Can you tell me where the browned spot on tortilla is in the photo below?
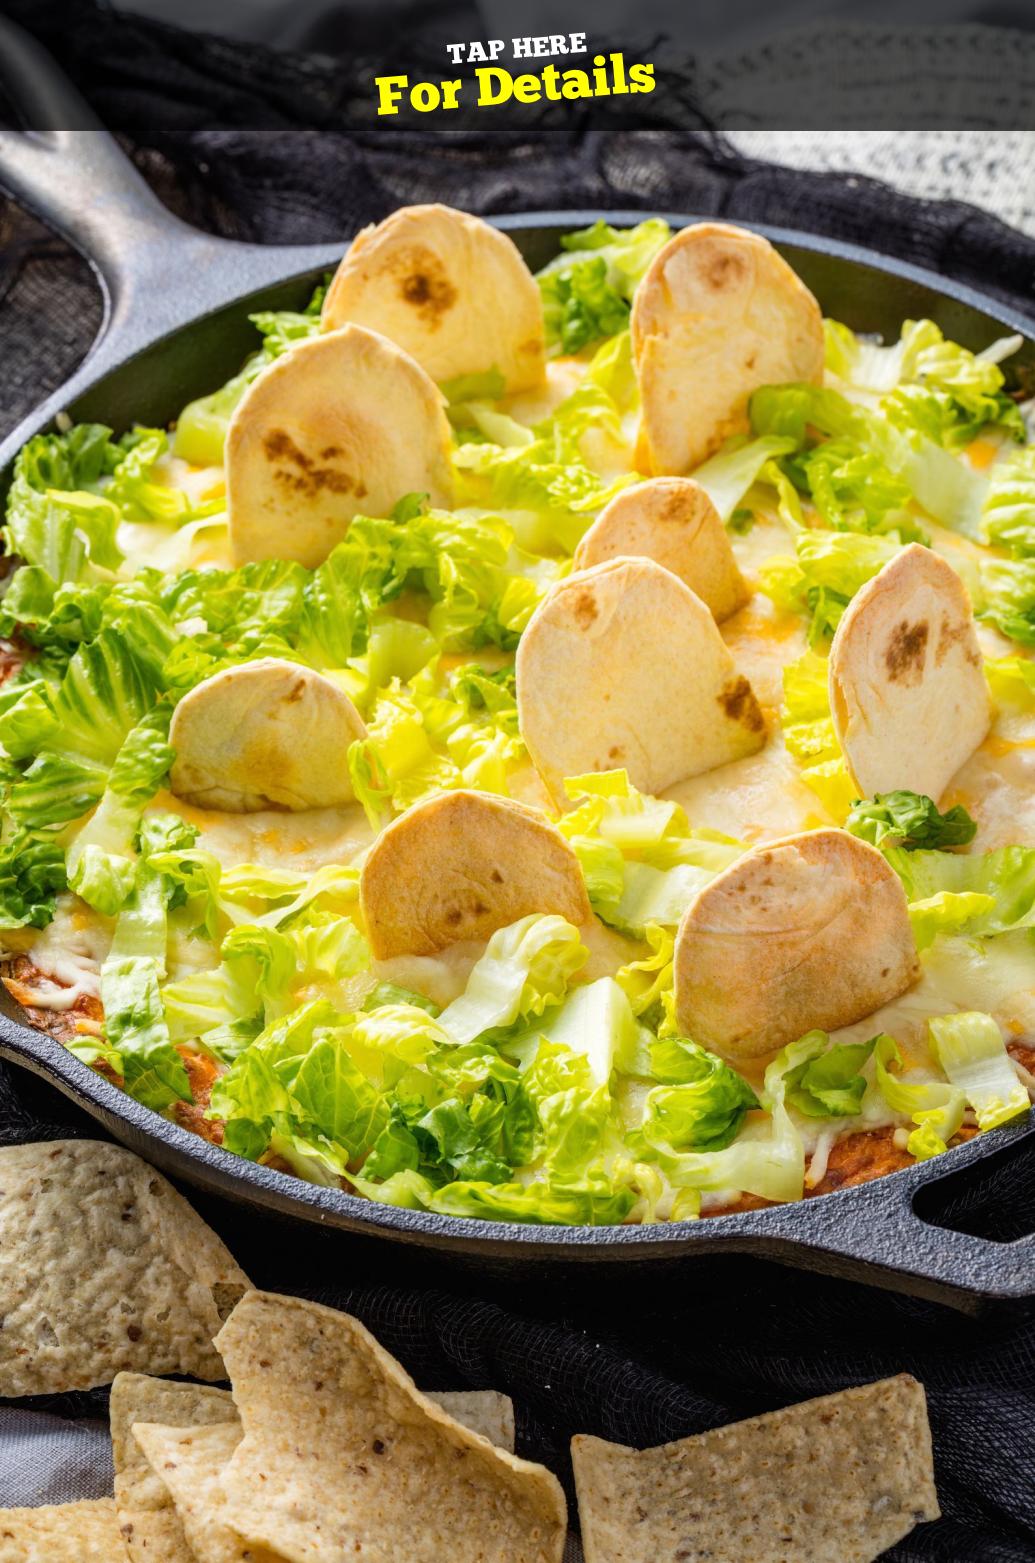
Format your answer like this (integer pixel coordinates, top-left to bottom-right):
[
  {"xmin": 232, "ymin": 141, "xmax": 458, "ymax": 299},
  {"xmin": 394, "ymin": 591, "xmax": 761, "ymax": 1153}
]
[
  {"xmin": 608, "ymin": 745, "xmax": 624, "ymax": 759},
  {"xmin": 490, "ymin": 869, "xmax": 504, "ymax": 884},
  {"xmin": 704, "ymin": 250, "xmax": 746, "ymax": 290},
  {"xmin": 935, "ymin": 614, "xmax": 971, "ymax": 666},
  {"xmin": 885, "ymin": 619, "xmax": 929, "ymax": 684},
  {"xmin": 284, "ymin": 679, "xmax": 306, "ymax": 704},
  {"xmin": 573, "ymin": 589, "xmax": 599, "ymax": 627},
  {"xmin": 397, "ymin": 248, "xmax": 456, "ymax": 327},
  {"xmin": 263, "ymin": 428, "xmax": 356, "ymax": 498},
  {"xmin": 320, "ymin": 445, "xmax": 342, "ymax": 460},
  {"xmin": 718, "ymin": 676, "xmax": 764, "ymax": 732}
]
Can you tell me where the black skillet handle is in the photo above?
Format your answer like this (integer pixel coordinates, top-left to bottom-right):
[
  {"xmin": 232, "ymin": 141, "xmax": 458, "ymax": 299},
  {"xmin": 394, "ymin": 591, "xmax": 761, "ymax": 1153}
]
[
  {"xmin": 751, "ymin": 1117, "xmax": 1035, "ymax": 1312},
  {"xmin": 0, "ymin": 17, "xmax": 340, "ymax": 451}
]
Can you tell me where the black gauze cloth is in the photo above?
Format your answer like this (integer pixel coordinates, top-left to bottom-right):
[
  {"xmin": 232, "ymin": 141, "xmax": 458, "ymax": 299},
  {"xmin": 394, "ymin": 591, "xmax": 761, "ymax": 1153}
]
[{"xmin": 1, "ymin": 112, "xmax": 1034, "ymax": 1560}]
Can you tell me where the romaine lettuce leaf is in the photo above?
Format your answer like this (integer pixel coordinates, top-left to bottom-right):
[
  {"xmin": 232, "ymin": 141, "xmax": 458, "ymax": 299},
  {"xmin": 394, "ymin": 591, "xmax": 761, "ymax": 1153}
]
[
  {"xmin": 846, "ymin": 791, "xmax": 977, "ymax": 851},
  {"xmin": 928, "ymin": 1011, "xmax": 1030, "ymax": 1131},
  {"xmin": 536, "ymin": 218, "xmax": 669, "ymax": 354},
  {"xmin": 437, "ymin": 914, "xmax": 588, "ymax": 1044}
]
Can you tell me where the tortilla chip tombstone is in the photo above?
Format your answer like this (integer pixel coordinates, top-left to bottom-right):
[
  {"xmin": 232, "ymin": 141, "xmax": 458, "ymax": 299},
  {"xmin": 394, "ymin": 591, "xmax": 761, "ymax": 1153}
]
[
  {"xmin": 571, "ymin": 1374, "xmax": 939, "ymax": 1563},
  {"xmin": 829, "ymin": 544, "xmax": 991, "ymax": 803},
  {"xmin": 211, "ymin": 1291, "xmax": 567, "ymax": 1562},
  {"xmin": 169, "ymin": 658, "xmax": 365, "ymax": 811},
  {"xmin": 227, "ymin": 323, "xmax": 453, "ymax": 569},
  {"xmin": 573, "ymin": 478, "xmax": 749, "ymax": 622},
  {"xmin": 674, "ymin": 828, "xmax": 919, "ymax": 1060},
  {"xmin": 516, "ymin": 557, "xmax": 765, "ymax": 803},
  {"xmin": 0, "ymin": 1141, "xmax": 249, "ymax": 1396},
  {"xmin": 322, "ymin": 204, "xmax": 546, "ymax": 395},
  {"xmin": 360, "ymin": 789, "xmax": 590, "ymax": 958},
  {"xmin": 631, "ymin": 222, "xmax": 824, "ymax": 475},
  {"xmin": 0, "ymin": 1500, "xmax": 126, "ymax": 1563}
]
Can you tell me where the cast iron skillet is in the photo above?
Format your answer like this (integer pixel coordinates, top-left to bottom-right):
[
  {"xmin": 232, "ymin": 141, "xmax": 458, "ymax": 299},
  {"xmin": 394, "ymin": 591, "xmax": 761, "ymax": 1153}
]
[{"xmin": 0, "ymin": 21, "xmax": 1033, "ymax": 1310}]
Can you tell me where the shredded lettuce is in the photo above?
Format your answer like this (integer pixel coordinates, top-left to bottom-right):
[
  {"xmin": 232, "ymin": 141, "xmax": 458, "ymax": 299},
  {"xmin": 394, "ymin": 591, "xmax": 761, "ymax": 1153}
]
[
  {"xmin": 779, "ymin": 650, "xmax": 855, "ymax": 820},
  {"xmin": 536, "ymin": 219, "xmax": 669, "ymax": 354},
  {"xmin": 872, "ymin": 1033, "xmax": 965, "ymax": 1160},
  {"xmin": 928, "ymin": 1012, "xmax": 1029, "ymax": 1132},
  {"xmin": 846, "ymin": 791, "xmax": 977, "ymax": 852},
  {"xmin": 437, "ymin": 915, "xmax": 588, "ymax": 1045}
]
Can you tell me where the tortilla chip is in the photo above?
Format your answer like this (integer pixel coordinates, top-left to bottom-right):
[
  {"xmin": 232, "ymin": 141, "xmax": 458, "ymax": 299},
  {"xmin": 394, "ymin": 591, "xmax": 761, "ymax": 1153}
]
[
  {"xmin": 516, "ymin": 557, "xmax": 765, "ymax": 803},
  {"xmin": 111, "ymin": 1375, "xmax": 240, "ymax": 1563},
  {"xmin": 227, "ymin": 322, "xmax": 453, "ymax": 569},
  {"xmin": 322, "ymin": 204, "xmax": 545, "ymax": 395},
  {"xmin": 573, "ymin": 479, "xmax": 749, "ymax": 623},
  {"xmin": 631, "ymin": 222, "xmax": 824, "ymax": 475},
  {"xmin": 169, "ymin": 657, "xmax": 365, "ymax": 812},
  {"xmin": 0, "ymin": 1499, "xmax": 126, "ymax": 1562},
  {"xmin": 211, "ymin": 1290, "xmax": 567, "ymax": 1562},
  {"xmin": 131, "ymin": 1423, "xmax": 246, "ymax": 1563},
  {"xmin": 829, "ymin": 543, "xmax": 991, "ymax": 803},
  {"xmin": 430, "ymin": 1391, "xmax": 515, "ymax": 1453},
  {"xmin": 0, "ymin": 1141, "xmax": 250, "ymax": 1396},
  {"xmin": 360, "ymin": 789, "xmax": 590, "ymax": 958},
  {"xmin": 116, "ymin": 1379, "xmax": 514, "ymax": 1563},
  {"xmin": 674, "ymin": 828, "xmax": 919, "ymax": 1060},
  {"xmin": 572, "ymin": 1374, "xmax": 939, "ymax": 1563}
]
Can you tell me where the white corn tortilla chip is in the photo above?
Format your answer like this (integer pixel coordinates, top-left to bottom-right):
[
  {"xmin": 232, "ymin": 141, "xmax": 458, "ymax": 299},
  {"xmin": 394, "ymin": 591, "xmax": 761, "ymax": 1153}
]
[
  {"xmin": 431, "ymin": 1390, "xmax": 516, "ymax": 1453},
  {"xmin": 169, "ymin": 657, "xmax": 365, "ymax": 812},
  {"xmin": 118, "ymin": 1379, "xmax": 514, "ymax": 1563},
  {"xmin": 0, "ymin": 1140, "xmax": 249, "ymax": 1396},
  {"xmin": 111, "ymin": 1374, "xmax": 240, "ymax": 1563},
  {"xmin": 516, "ymin": 557, "xmax": 765, "ymax": 803},
  {"xmin": 0, "ymin": 1499, "xmax": 126, "ymax": 1562},
  {"xmin": 674, "ymin": 828, "xmax": 919, "ymax": 1060},
  {"xmin": 212, "ymin": 1290, "xmax": 567, "ymax": 1562},
  {"xmin": 829, "ymin": 543, "xmax": 991, "ymax": 803},
  {"xmin": 227, "ymin": 322, "xmax": 452, "ymax": 568},
  {"xmin": 572, "ymin": 1374, "xmax": 939, "ymax": 1563},
  {"xmin": 322, "ymin": 204, "xmax": 546, "ymax": 395},
  {"xmin": 631, "ymin": 222, "xmax": 824, "ymax": 475},
  {"xmin": 132, "ymin": 1423, "xmax": 246, "ymax": 1563},
  {"xmin": 573, "ymin": 478, "xmax": 749, "ymax": 623},
  {"xmin": 360, "ymin": 789, "xmax": 590, "ymax": 958}
]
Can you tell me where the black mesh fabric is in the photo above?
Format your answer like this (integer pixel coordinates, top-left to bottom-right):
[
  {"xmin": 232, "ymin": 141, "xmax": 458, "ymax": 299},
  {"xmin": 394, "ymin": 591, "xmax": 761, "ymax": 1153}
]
[{"xmin": 0, "ymin": 23, "xmax": 1034, "ymax": 1553}]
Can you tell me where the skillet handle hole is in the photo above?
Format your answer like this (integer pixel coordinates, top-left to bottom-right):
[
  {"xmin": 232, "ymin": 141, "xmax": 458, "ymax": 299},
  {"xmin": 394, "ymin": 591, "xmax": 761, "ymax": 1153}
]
[{"xmin": 911, "ymin": 1131, "xmax": 1035, "ymax": 1245}]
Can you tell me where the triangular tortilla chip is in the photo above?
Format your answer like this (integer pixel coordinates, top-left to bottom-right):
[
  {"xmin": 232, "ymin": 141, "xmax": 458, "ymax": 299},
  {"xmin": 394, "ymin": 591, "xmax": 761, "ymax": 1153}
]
[
  {"xmin": 516, "ymin": 557, "xmax": 765, "ymax": 803},
  {"xmin": 116, "ymin": 1378, "xmax": 515, "ymax": 1563},
  {"xmin": 829, "ymin": 543, "xmax": 991, "ymax": 803},
  {"xmin": 674, "ymin": 828, "xmax": 919, "ymax": 1060},
  {"xmin": 169, "ymin": 657, "xmax": 365, "ymax": 811},
  {"xmin": 111, "ymin": 1374, "xmax": 240, "ymax": 1563},
  {"xmin": 131, "ymin": 1423, "xmax": 248, "ymax": 1563},
  {"xmin": 322, "ymin": 204, "xmax": 545, "ymax": 395},
  {"xmin": 0, "ymin": 1499, "xmax": 126, "ymax": 1562},
  {"xmin": 227, "ymin": 323, "xmax": 452, "ymax": 568},
  {"xmin": 572, "ymin": 1375, "xmax": 938, "ymax": 1563},
  {"xmin": 631, "ymin": 222, "xmax": 824, "ymax": 475},
  {"xmin": 0, "ymin": 1141, "xmax": 249, "ymax": 1396},
  {"xmin": 573, "ymin": 478, "xmax": 749, "ymax": 622},
  {"xmin": 211, "ymin": 1291, "xmax": 566, "ymax": 1563},
  {"xmin": 360, "ymin": 789, "xmax": 590, "ymax": 958}
]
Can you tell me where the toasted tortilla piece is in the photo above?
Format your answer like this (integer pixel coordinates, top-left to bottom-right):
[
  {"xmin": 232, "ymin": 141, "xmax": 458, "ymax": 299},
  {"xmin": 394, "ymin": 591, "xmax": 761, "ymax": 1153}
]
[
  {"xmin": 208, "ymin": 1292, "xmax": 565, "ymax": 1563},
  {"xmin": 0, "ymin": 1499, "xmax": 127, "ymax": 1562},
  {"xmin": 360, "ymin": 789, "xmax": 590, "ymax": 959},
  {"xmin": 572, "ymin": 1374, "xmax": 938, "ymax": 1563},
  {"xmin": 573, "ymin": 479, "xmax": 749, "ymax": 623},
  {"xmin": 322, "ymin": 204, "xmax": 545, "ymax": 395},
  {"xmin": 116, "ymin": 1379, "xmax": 515, "ymax": 1563},
  {"xmin": 0, "ymin": 1140, "xmax": 249, "ymax": 1396},
  {"xmin": 516, "ymin": 557, "xmax": 765, "ymax": 803},
  {"xmin": 674, "ymin": 828, "xmax": 919, "ymax": 1061},
  {"xmin": 111, "ymin": 1374, "xmax": 240, "ymax": 1563},
  {"xmin": 631, "ymin": 222, "xmax": 824, "ymax": 475},
  {"xmin": 227, "ymin": 323, "xmax": 453, "ymax": 568},
  {"xmin": 169, "ymin": 657, "xmax": 365, "ymax": 812},
  {"xmin": 829, "ymin": 543, "xmax": 991, "ymax": 804}
]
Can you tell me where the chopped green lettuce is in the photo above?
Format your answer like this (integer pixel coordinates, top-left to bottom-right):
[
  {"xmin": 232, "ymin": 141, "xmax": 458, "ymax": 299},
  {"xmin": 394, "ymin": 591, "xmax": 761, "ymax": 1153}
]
[
  {"xmin": 846, "ymin": 791, "xmax": 977, "ymax": 851},
  {"xmin": 536, "ymin": 219, "xmax": 670, "ymax": 354}
]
